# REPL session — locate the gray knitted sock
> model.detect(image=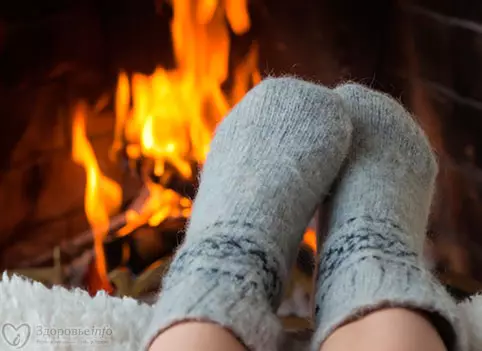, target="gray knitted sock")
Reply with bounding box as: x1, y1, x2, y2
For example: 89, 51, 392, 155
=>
143, 77, 352, 351
311, 83, 468, 351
